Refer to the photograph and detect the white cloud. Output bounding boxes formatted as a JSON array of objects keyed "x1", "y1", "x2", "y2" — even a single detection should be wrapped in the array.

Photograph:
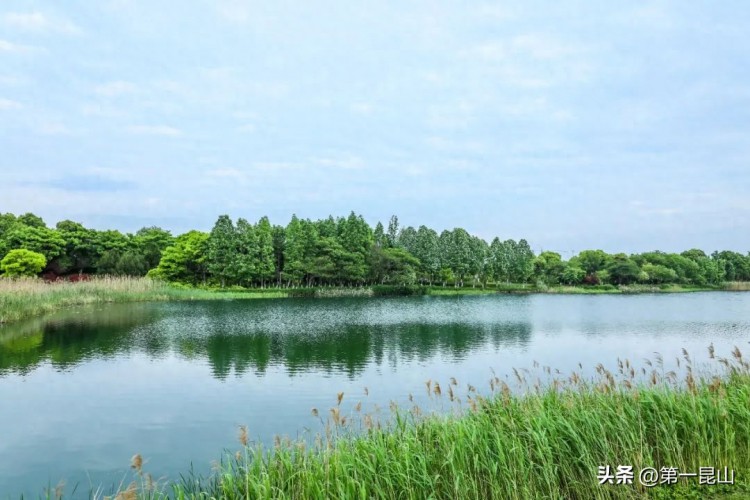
[
  {"x1": 94, "y1": 81, "x2": 138, "y2": 97},
  {"x1": 0, "y1": 75, "x2": 27, "y2": 86},
  {"x1": 255, "y1": 162, "x2": 302, "y2": 171},
  {"x1": 127, "y1": 125, "x2": 181, "y2": 137},
  {"x1": 511, "y1": 34, "x2": 578, "y2": 60},
  {"x1": 3, "y1": 12, "x2": 82, "y2": 35},
  {"x1": 207, "y1": 168, "x2": 246, "y2": 180},
  {"x1": 312, "y1": 155, "x2": 364, "y2": 170},
  {"x1": 350, "y1": 102, "x2": 374, "y2": 115},
  {"x1": 465, "y1": 34, "x2": 584, "y2": 62},
  {"x1": 460, "y1": 34, "x2": 595, "y2": 88},
  {"x1": 473, "y1": 4, "x2": 516, "y2": 21},
  {"x1": 37, "y1": 121, "x2": 72, "y2": 135},
  {"x1": 237, "y1": 123, "x2": 256, "y2": 133},
  {"x1": 0, "y1": 39, "x2": 37, "y2": 53},
  {"x1": 216, "y1": 0, "x2": 252, "y2": 24},
  {"x1": 81, "y1": 102, "x2": 130, "y2": 118},
  {"x1": 0, "y1": 98, "x2": 22, "y2": 110}
]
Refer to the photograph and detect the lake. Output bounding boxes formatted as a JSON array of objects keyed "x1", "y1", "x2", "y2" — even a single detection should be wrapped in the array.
[{"x1": 0, "y1": 292, "x2": 748, "y2": 498}]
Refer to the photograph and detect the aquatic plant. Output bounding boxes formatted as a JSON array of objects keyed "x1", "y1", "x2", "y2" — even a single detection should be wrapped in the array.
[{"x1": 91, "y1": 346, "x2": 750, "y2": 499}]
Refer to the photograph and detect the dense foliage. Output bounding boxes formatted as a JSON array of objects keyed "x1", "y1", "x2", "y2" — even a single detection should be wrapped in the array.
[
  {"x1": 0, "y1": 249, "x2": 46, "y2": 277},
  {"x1": 1, "y1": 211, "x2": 749, "y2": 288}
]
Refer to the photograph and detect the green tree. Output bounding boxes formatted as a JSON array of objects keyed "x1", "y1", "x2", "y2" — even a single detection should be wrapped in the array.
[
  {"x1": 577, "y1": 250, "x2": 611, "y2": 276},
  {"x1": 335, "y1": 212, "x2": 372, "y2": 283},
  {"x1": 467, "y1": 236, "x2": 489, "y2": 287},
  {"x1": 606, "y1": 254, "x2": 641, "y2": 285},
  {"x1": 316, "y1": 216, "x2": 338, "y2": 239},
  {"x1": 235, "y1": 218, "x2": 258, "y2": 286},
  {"x1": 411, "y1": 226, "x2": 440, "y2": 284},
  {"x1": 561, "y1": 264, "x2": 585, "y2": 285},
  {"x1": 533, "y1": 251, "x2": 565, "y2": 285},
  {"x1": 641, "y1": 263, "x2": 678, "y2": 284},
  {"x1": 386, "y1": 215, "x2": 399, "y2": 248},
  {"x1": 134, "y1": 227, "x2": 174, "y2": 270},
  {"x1": 272, "y1": 225, "x2": 285, "y2": 286},
  {"x1": 4, "y1": 225, "x2": 65, "y2": 263},
  {"x1": 148, "y1": 231, "x2": 209, "y2": 284},
  {"x1": 97, "y1": 249, "x2": 121, "y2": 274},
  {"x1": 55, "y1": 220, "x2": 99, "y2": 274},
  {"x1": 509, "y1": 239, "x2": 535, "y2": 283},
  {"x1": 713, "y1": 251, "x2": 750, "y2": 281},
  {"x1": 373, "y1": 222, "x2": 386, "y2": 249},
  {"x1": 0, "y1": 249, "x2": 47, "y2": 277},
  {"x1": 253, "y1": 217, "x2": 276, "y2": 287},
  {"x1": 207, "y1": 215, "x2": 238, "y2": 287},
  {"x1": 299, "y1": 219, "x2": 321, "y2": 286},
  {"x1": 115, "y1": 250, "x2": 149, "y2": 276},
  {"x1": 369, "y1": 246, "x2": 419, "y2": 285},
  {"x1": 282, "y1": 215, "x2": 305, "y2": 286},
  {"x1": 93, "y1": 230, "x2": 131, "y2": 274},
  {"x1": 16, "y1": 213, "x2": 46, "y2": 228},
  {"x1": 0, "y1": 213, "x2": 17, "y2": 258},
  {"x1": 488, "y1": 238, "x2": 509, "y2": 283}
]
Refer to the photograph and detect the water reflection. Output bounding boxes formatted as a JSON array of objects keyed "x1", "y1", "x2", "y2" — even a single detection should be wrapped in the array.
[
  {"x1": 0, "y1": 303, "x2": 163, "y2": 375},
  {"x1": 1, "y1": 293, "x2": 749, "y2": 498},
  {"x1": 0, "y1": 298, "x2": 533, "y2": 379}
]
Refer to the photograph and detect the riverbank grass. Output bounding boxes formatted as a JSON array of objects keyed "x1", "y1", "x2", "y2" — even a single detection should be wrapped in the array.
[
  {"x1": 2, "y1": 278, "x2": 747, "y2": 325},
  {"x1": 112, "y1": 349, "x2": 750, "y2": 499},
  {"x1": 0, "y1": 277, "x2": 243, "y2": 324}
]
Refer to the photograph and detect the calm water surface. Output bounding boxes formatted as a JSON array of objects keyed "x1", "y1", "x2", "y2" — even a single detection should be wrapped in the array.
[{"x1": 1, "y1": 293, "x2": 749, "y2": 498}]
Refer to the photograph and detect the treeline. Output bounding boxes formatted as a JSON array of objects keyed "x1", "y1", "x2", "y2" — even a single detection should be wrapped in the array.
[
  {"x1": 1, "y1": 211, "x2": 749, "y2": 288},
  {"x1": 0, "y1": 212, "x2": 173, "y2": 277}
]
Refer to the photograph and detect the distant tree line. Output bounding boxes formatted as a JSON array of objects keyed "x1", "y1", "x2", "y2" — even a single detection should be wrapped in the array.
[
  {"x1": 0, "y1": 212, "x2": 173, "y2": 278},
  {"x1": 1, "y1": 211, "x2": 749, "y2": 288}
]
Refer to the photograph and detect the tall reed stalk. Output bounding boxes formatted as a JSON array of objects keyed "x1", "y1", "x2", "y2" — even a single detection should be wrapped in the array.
[{"x1": 101, "y1": 347, "x2": 750, "y2": 499}]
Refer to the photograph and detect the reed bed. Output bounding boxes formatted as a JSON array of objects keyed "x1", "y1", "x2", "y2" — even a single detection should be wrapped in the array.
[
  {"x1": 0, "y1": 277, "x2": 235, "y2": 324},
  {"x1": 725, "y1": 282, "x2": 750, "y2": 291},
  {"x1": 100, "y1": 347, "x2": 750, "y2": 500}
]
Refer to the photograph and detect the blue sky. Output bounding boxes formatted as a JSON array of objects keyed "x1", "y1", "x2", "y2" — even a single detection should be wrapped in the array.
[{"x1": 2, "y1": 1, "x2": 749, "y2": 255}]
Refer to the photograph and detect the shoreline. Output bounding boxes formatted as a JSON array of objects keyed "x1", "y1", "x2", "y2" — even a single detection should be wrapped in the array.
[
  {"x1": 36, "y1": 354, "x2": 750, "y2": 499},
  {"x1": 0, "y1": 278, "x2": 747, "y2": 326}
]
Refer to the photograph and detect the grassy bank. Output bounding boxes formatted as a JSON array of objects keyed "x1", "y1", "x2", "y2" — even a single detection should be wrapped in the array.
[
  {"x1": 105, "y1": 348, "x2": 750, "y2": 499},
  {"x1": 0, "y1": 277, "x2": 253, "y2": 324},
  {"x1": 428, "y1": 283, "x2": 722, "y2": 295},
  {"x1": 1, "y1": 278, "x2": 747, "y2": 325}
]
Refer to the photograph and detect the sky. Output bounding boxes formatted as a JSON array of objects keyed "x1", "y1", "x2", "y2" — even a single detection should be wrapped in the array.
[{"x1": 1, "y1": 1, "x2": 749, "y2": 256}]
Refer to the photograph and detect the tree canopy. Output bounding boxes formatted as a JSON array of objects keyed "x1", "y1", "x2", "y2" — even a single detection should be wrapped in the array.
[{"x1": 1, "y1": 211, "x2": 748, "y2": 289}]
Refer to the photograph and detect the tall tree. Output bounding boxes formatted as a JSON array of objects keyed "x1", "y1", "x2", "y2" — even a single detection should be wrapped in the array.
[
  {"x1": 411, "y1": 226, "x2": 440, "y2": 284},
  {"x1": 272, "y1": 225, "x2": 285, "y2": 286},
  {"x1": 386, "y1": 215, "x2": 399, "y2": 248},
  {"x1": 235, "y1": 218, "x2": 258, "y2": 286},
  {"x1": 56, "y1": 220, "x2": 98, "y2": 274},
  {"x1": 533, "y1": 251, "x2": 565, "y2": 285},
  {"x1": 373, "y1": 222, "x2": 386, "y2": 249},
  {"x1": 134, "y1": 226, "x2": 174, "y2": 270},
  {"x1": 282, "y1": 215, "x2": 306, "y2": 286},
  {"x1": 207, "y1": 215, "x2": 238, "y2": 287},
  {"x1": 255, "y1": 216, "x2": 276, "y2": 287}
]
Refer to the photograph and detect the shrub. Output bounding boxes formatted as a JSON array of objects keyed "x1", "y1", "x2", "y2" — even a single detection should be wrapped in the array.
[{"x1": 0, "y1": 249, "x2": 47, "y2": 277}]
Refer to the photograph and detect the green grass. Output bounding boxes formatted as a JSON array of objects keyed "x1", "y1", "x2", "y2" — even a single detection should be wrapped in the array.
[
  {"x1": 0, "y1": 276, "x2": 267, "y2": 324},
  {"x1": 427, "y1": 287, "x2": 499, "y2": 295},
  {"x1": 102, "y1": 349, "x2": 750, "y2": 500},
  {"x1": 2, "y1": 278, "x2": 747, "y2": 325}
]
